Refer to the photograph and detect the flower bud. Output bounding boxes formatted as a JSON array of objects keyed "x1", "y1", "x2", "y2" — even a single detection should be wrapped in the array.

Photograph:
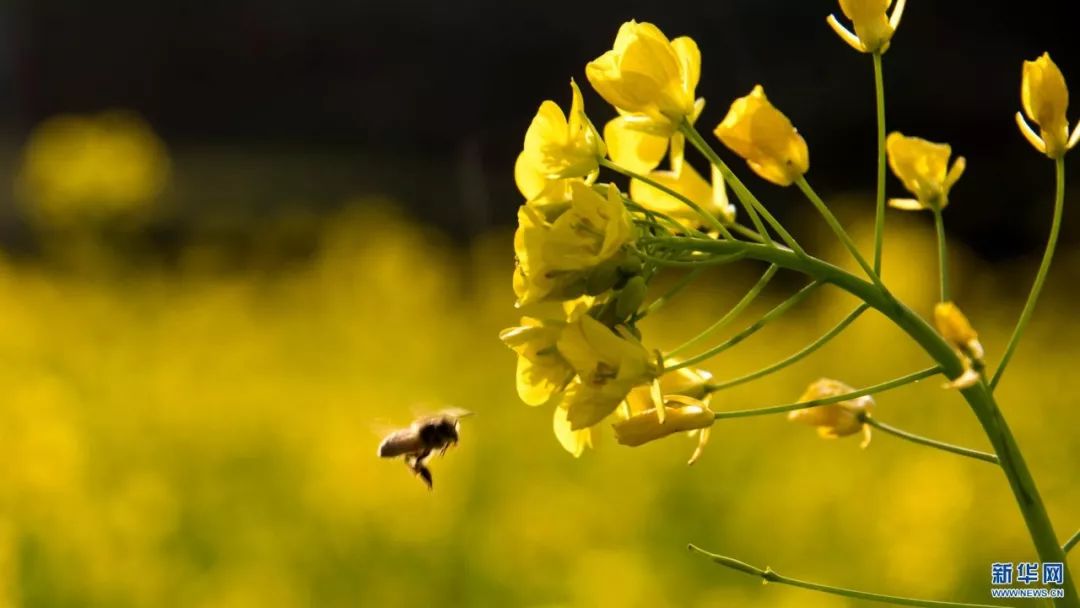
[
  {"x1": 827, "y1": 0, "x2": 904, "y2": 54},
  {"x1": 612, "y1": 395, "x2": 714, "y2": 464},
  {"x1": 615, "y1": 276, "x2": 647, "y2": 320},
  {"x1": 934, "y1": 301, "x2": 984, "y2": 361},
  {"x1": 714, "y1": 86, "x2": 809, "y2": 186},
  {"x1": 613, "y1": 401, "x2": 714, "y2": 447},
  {"x1": 1017, "y1": 53, "x2": 1077, "y2": 158}
]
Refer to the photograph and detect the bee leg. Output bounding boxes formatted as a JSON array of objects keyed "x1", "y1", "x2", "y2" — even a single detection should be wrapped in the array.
[
  {"x1": 415, "y1": 463, "x2": 433, "y2": 490},
  {"x1": 405, "y1": 452, "x2": 434, "y2": 490}
]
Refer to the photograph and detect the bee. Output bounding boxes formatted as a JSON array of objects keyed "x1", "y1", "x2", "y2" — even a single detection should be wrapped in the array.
[{"x1": 377, "y1": 408, "x2": 472, "y2": 489}]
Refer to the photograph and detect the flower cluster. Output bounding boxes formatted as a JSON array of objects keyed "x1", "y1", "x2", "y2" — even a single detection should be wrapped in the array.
[
  {"x1": 501, "y1": 7, "x2": 1077, "y2": 463},
  {"x1": 502, "y1": 21, "x2": 739, "y2": 458}
]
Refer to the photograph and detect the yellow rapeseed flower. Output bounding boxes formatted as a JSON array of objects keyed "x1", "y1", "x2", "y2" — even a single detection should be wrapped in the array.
[
  {"x1": 714, "y1": 86, "x2": 809, "y2": 186},
  {"x1": 827, "y1": 0, "x2": 906, "y2": 54},
  {"x1": 625, "y1": 366, "x2": 712, "y2": 414},
  {"x1": 520, "y1": 79, "x2": 606, "y2": 187},
  {"x1": 613, "y1": 395, "x2": 714, "y2": 464},
  {"x1": 629, "y1": 163, "x2": 735, "y2": 229},
  {"x1": 556, "y1": 316, "x2": 659, "y2": 430},
  {"x1": 500, "y1": 313, "x2": 576, "y2": 406},
  {"x1": 513, "y1": 183, "x2": 634, "y2": 306},
  {"x1": 586, "y1": 21, "x2": 702, "y2": 135},
  {"x1": 885, "y1": 132, "x2": 965, "y2": 211},
  {"x1": 1016, "y1": 53, "x2": 1078, "y2": 158},
  {"x1": 787, "y1": 378, "x2": 873, "y2": 448}
]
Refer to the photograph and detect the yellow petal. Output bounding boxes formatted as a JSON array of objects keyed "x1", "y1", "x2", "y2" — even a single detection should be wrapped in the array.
[
  {"x1": 886, "y1": 132, "x2": 960, "y2": 209},
  {"x1": 604, "y1": 116, "x2": 668, "y2": 174},
  {"x1": 554, "y1": 404, "x2": 593, "y2": 457},
  {"x1": 887, "y1": 197, "x2": 925, "y2": 211}
]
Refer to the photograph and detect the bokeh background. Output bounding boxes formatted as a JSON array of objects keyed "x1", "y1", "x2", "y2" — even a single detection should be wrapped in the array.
[{"x1": 1, "y1": 1, "x2": 1079, "y2": 606}]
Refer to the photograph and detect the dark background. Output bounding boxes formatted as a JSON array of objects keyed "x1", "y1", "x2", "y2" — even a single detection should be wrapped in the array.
[{"x1": 2, "y1": 0, "x2": 1078, "y2": 259}]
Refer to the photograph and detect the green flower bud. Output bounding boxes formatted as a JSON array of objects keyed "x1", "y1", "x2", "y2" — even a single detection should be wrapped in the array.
[{"x1": 615, "y1": 276, "x2": 647, "y2": 320}]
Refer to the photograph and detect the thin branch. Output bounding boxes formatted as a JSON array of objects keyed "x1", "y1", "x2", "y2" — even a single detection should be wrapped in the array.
[
  {"x1": 668, "y1": 281, "x2": 821, "y2": 370},
  {"x1": 991, "y1": 156, "x2": 1066, "y2": 390},
  {"x1": 707, "y1": 303, "x2": 868, "y2": 391},
  {"x1": 1065, "y1": 529, "x2": 1080, "y2": 554},
  {"x1": 709, "y1": 366, "x2": 941, "y2": 419},
  {"x1": 666, "y1": 264, "x2": 778, "y2": 358},
  {"x1": 688, "y1": 545, "x2": 1003, "y2": 608},
  {"x1": 861, "y1": 414, "x2": 999, "y2": 465}
]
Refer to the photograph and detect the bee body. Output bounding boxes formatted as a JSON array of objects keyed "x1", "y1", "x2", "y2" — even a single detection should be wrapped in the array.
[{"x1": 376, "y1": 409, "x2": 471, "y2": 489}]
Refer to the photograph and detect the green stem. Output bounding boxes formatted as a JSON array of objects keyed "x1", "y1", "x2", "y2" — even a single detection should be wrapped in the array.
[
  {"x1": 668, "y1": 281, "x2": 821, "y2": 371},
  {"x1": 599, "y1": 158, "x2": 734, "y2": 240},
  {"x1": 1064, "y1": 529, "x2": 1080, "y2": 554},
  {"x1": 990, "y1": 157, "x2": 1066, "y2": 390},
  {"x1": 707, "y1": 303, "x2": 869, "y2": 391},
  {"x1": 873, "y1": 51, "x2": 887, "y2": 274},
  {"x1": 640, "y1": 268, "x2": 705, "y2": 319},
  {"x1": 795, "y1": 176, "x2": 884, "y2": 289},
  {"x1": 688, "y1": 545, "x2": 1003, "y2": 608},
  {"x1": 861, "y1": 414, "x2": 999, "y2": 465},
  {"x1": 647, "y1": 236, "x2": 1077, "y2": 606},
  {"x1": 933, "y1": 208, "x2": 950, "y2": 301},
  {"x1": 680, "y1": 121, "x2": 809, "y2": 255},
  {"x1": 709, "y1": 366, "x2": 940, "y2": 419},
  {"x1": 729, "y1": 222, "x2": 767, "y2": 243},
  {"x1": 666, "y1": 264, "x2": 778, "y2": 358},
  {"x1": 634, "y1": 250, "x2": 744, "y2": 269}
]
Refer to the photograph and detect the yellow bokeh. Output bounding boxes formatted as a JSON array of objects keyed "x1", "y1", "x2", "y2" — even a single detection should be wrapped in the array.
[
  {"x1": 0, "y1": 205, "x2": 1077, "y2": 606},
  {"x1": 16, "y1": 112, "x2": 169, "y2": 224}
]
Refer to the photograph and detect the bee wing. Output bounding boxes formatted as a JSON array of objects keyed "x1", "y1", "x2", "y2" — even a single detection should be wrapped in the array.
[
  {"x1": 437, "y1": 407, "x2": 474, "y2": 420},
  {"x1": 377, "y1": 427, "x2": 422, "y2": 458}
]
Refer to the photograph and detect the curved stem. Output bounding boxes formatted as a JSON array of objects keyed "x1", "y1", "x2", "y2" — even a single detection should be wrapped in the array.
[
  {"x1": 599, "y1": 158, "x2": 734, "y2": 239},
  {"x1": 933, "y1": 208, "x2": 950, "y2": 301},
  {"x1": 1064, "y1": 529, "x2": 1080, "y2": 554},
  {"x1": 990, "y1": 157, "x2": 1066, "y2": 390},
  {"x1": 680, "y1": 121, "x2": 810, "y2": 255},
  {"x1": 709, "y1": 366, "x2": 939, "y2": 419},
  {"x1": 666, "y1": 264, "x2": 778, "y2": 358},
  {"x1": 688, "y1": 545, "x2": 1001, "y2": 608},
  {"x1": 707, "y1": 303, "x2": 869, "y2": 391},
  {"x1": 668, "y1": 281, "x2": 821, "y2": 370},
  {"x1": 873, "y1": 52, "x2": 887, "y2": 274},
  {"x1": 645, "y1": 236, "x2": 1077, "y2": 606},
  {"x1": 861, "y1": 414, "x2": 999, "y2": 465},
  {"x1": 795, "y1": 176, "x2": 884, "y2": 288}
]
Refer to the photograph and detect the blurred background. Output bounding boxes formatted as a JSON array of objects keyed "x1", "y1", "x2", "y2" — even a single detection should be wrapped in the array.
[{"x1": 0, "y1": 0, "x2": 1078, "y2": 606}]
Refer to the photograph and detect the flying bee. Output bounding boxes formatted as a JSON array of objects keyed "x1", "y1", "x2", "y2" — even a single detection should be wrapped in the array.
[{"x1": 377, "y1": 408, "x2": 472, "y2": 489}]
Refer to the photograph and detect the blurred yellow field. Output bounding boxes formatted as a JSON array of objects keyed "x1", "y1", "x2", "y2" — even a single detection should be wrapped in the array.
[{"x1": 1, "y1": 206, "x2": 1076, "y2": 607}]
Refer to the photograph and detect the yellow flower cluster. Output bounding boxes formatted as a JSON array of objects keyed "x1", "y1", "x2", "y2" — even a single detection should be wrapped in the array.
[{"x1": 504, "y1": 20, "x2": 732, "y2": 457}]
